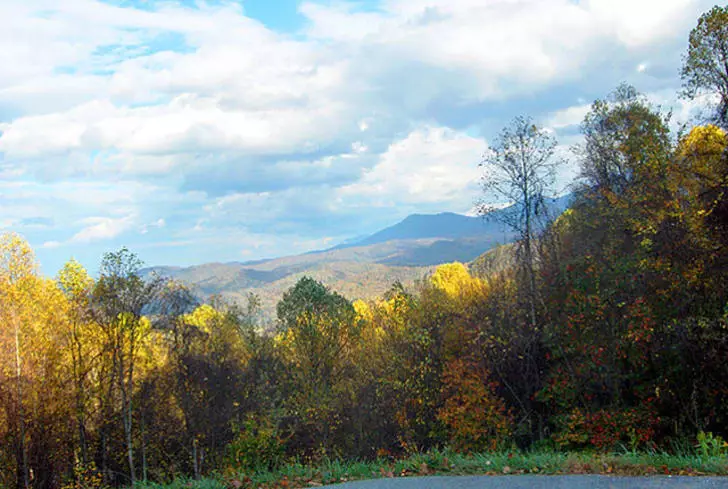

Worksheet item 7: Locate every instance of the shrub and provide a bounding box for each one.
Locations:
[225,416,287,473]
[696,431,728,457]
[553,406,659,451]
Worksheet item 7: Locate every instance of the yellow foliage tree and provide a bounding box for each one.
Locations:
[0,233,74,489]
[430,263,488,300]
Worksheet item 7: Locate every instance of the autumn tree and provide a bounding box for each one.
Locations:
[0,234,75,489]
[0,233,35,489]
[681,5,728,126]
[57,259,96,467]
[538,87,674,446]
[276,277,361,453]
[479,116,561,330]
[172,297,254,478]
[91,248,164,485]
[373,282,445,454]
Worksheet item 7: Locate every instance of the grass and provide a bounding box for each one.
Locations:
[136,448,728,489]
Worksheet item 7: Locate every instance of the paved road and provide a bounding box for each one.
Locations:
[321,476,728,489]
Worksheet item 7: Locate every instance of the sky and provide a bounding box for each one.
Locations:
[0,0,717,275]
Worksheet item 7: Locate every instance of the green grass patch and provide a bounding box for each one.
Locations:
[139,449,728,489]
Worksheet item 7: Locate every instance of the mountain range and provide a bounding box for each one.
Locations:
[145,195,570,319]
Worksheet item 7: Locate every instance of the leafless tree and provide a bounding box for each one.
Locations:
[478,116,562,329]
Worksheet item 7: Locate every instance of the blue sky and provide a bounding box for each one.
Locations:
[0,0,715,275]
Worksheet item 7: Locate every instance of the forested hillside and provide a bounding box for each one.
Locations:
[2,6,728,489]
[140,206,532,319]
[146,259,434,322]
[141,198,569,321]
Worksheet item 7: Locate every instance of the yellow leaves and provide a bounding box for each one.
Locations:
[353,299,386,344]
[352,300,372,323]
[679,124,727,159]
[639,238,653,254]
[430,262,487,299]
[552,208,574,233]
[138,328,169,372]
[0,234,73,392]
[182,304,222,334]
[57,258,94,299]
[0,232,38,284]
[274,329,296,351]
[376,298,406,330]
[182,303,253,367]
[139,315,153,335]
[677,125,727,190]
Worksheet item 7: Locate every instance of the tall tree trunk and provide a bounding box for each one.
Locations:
[525,240,538,330]
[119,353,135,485]
[14,315,30,489]
[100,360,116,485]
[522,192,538,331]
[123,400,135,485]
[73,330,88,465]
[192,438,199,480]
[141,407,148,482]
[100,430,108,484]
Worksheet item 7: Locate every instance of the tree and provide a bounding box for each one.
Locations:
[681,5,728,127]
[478,116,561,329]
[91,248,164,485]
[579,84,672,198]
[173,298,252,479]
[276,277,360,452]
[0,234,75,489]
[0,233,35,489]
[276,277,359,387]
[57,259,96,467]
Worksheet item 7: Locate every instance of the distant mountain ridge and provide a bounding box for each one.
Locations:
[333,194,570,250]
[144,195,571,319]
[331,212,503,249]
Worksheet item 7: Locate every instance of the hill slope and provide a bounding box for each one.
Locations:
[334,195,570,250]
[338,212,502,248]
[145,197,570,319]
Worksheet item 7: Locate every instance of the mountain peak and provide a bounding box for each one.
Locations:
[337,195,571,250]
[341,211,503,249]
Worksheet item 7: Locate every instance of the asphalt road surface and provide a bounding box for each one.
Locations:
[320,476,728,489]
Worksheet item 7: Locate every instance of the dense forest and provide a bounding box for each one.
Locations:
[2,6,728,489]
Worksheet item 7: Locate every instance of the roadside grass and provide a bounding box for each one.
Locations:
[137,449,728,489]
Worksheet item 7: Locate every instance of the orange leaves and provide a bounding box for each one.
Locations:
[553,406,659,451]
[438,359,512,452]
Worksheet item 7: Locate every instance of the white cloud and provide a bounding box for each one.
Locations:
[2,0,712,175]
[0,93,355,166]
[0,0,717,270]
[140,218,166,235]
[302,0,713,100]
[547,104,592,130]
[585,0,700,47]
[69,214,136,244]
[40,241,62,249]
[0,0,368,182]
[339,126,486,210]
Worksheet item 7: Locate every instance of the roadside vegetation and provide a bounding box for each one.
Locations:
[137,448,728,489]
[2,5,728,489]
